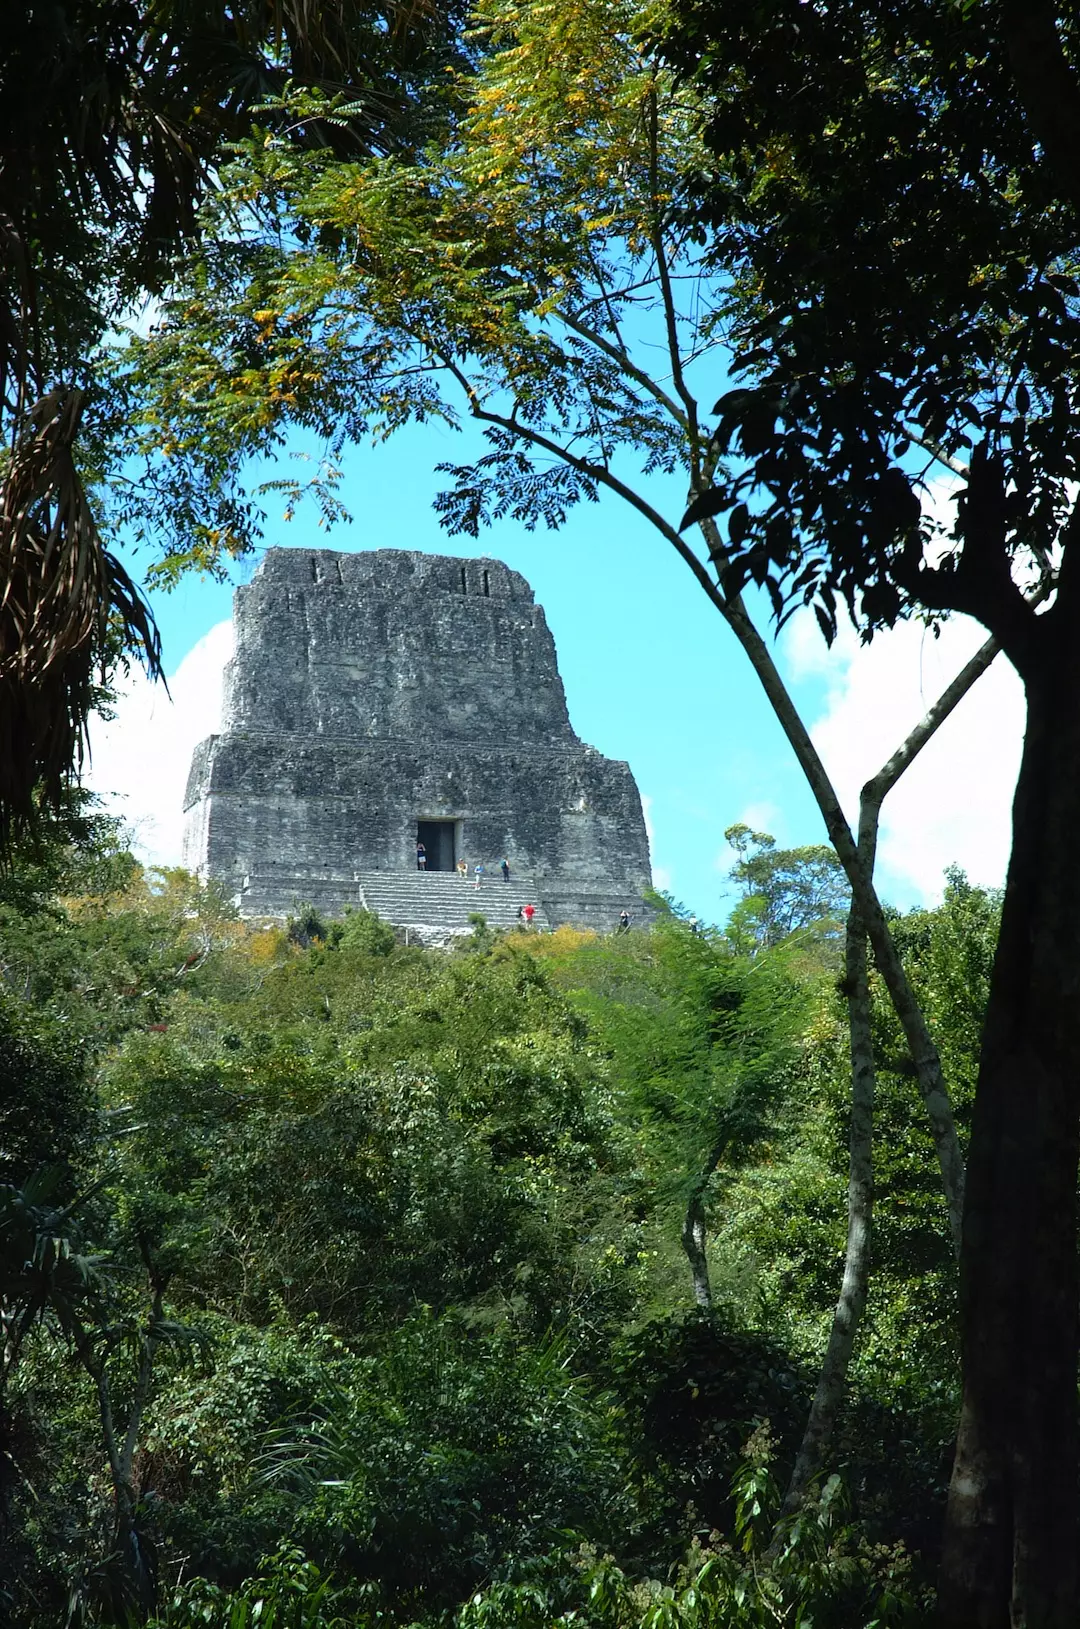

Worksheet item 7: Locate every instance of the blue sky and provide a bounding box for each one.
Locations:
[97,413,1025,924]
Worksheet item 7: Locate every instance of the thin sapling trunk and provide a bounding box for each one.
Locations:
[776,634,995,1525]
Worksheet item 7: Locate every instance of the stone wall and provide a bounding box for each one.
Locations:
[184,547,653,928]
[224,548,575,745]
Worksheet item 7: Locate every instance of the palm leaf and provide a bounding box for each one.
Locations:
[0,387,161,846]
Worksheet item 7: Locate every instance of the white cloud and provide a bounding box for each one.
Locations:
[640,794,673,891]
[85,621,234,868]
[708,806,784,880]
[641,791,655,847]
[738,800,782,837]
[783,610,1024,904]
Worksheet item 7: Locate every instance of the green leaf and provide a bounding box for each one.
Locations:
[680,489,728,531]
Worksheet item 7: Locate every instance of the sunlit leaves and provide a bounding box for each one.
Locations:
[116,0,719,562]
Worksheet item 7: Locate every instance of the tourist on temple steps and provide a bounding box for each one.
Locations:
[474,862,485,889]
[416,841,427,871]
[501,858,511,882]
[617,910,631,933]
[523,902,535,928]
[457,857,468,880]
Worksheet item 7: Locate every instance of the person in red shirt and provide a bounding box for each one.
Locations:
[522,902,535,928]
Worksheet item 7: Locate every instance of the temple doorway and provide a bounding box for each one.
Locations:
[416,819,456,872]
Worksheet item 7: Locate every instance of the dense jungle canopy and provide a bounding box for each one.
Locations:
[0,813,996,1627]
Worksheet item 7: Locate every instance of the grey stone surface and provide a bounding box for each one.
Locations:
[184,547,653,930]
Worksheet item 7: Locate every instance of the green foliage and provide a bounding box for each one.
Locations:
[335,907,395,957]
[608,1311,811,1541]
[286,907,330,949]
[722,826,849,954]
[452,1426,929,1628]
[8,0,474,586]
[656,0,1076,645]
[0,996,90,1187]
[3,0,1026,1607]
[113,0,719,576]
[148,1548,349,1629]
[886,868,998,1110]
[92,940,626,1336]
[0,820,1001,1625]
[0,797,138,917]
[528,915,822,1307]
[135,1310,634,1616]
[0,0,475,845]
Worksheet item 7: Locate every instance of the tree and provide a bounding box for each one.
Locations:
[118,0,1028,1565]
[723,824,849,951]
[2,821,978,1621]
[651,1,1080,1621]
[0,0,468,842]
[120,0,974,1258]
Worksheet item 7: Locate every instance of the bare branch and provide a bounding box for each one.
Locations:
[644,88,700,473]
[860,635,999,849]
[904,429,969,477]
[558,310,689,430]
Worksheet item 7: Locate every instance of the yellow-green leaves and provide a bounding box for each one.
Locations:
[116,0,715,562]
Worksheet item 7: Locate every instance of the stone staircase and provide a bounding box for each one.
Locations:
[356,869,552,933]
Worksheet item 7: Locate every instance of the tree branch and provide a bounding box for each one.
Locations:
[903,429,969,478]
[433,346,707,557]
[581,240,631,357]
[558,310,689,430]
[119,1281,164,1489]
[860,634,1000,833]
[773,888,875,1538]
[645,88,700,472]
[777,630,1000,1531]
[681,1136,727,1308]
[898,448,1040,671]
[716,587,965,1251]
[1000,0,1080,216]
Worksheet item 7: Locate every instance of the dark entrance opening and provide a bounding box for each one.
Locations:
[417,820,456,872]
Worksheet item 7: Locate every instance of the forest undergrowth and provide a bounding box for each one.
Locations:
[0,815,998,1627]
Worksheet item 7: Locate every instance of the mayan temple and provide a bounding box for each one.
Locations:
[183,548,653,933]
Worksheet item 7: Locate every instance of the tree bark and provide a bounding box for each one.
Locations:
[777,638,996,1531]
[775,896,874,1532]
[720,593,967,1252]
[939,639,1080,1628]
[681,1138,727,1309]
[682,1183,713,1309]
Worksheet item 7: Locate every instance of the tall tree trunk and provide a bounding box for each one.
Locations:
[720,593,967,1252]
[939,655,1080,1628]
[682,1182,713,1309]
[775,901,874,1530]
[681,1138,727,1308]
[777,636,996,1532]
